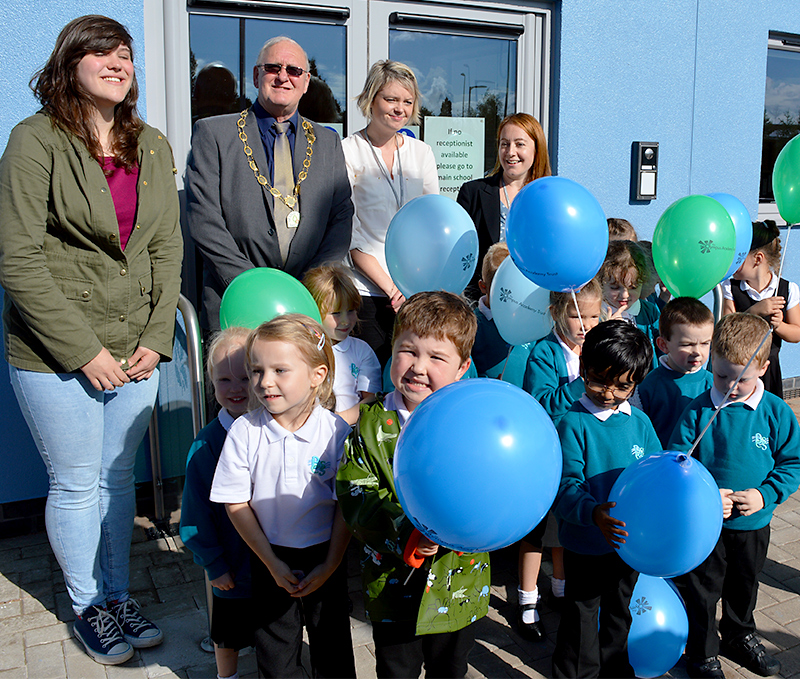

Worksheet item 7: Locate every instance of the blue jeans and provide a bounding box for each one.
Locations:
[10,366,159,615]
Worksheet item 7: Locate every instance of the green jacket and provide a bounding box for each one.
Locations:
[0,113,183,373]
[336,396,490,635]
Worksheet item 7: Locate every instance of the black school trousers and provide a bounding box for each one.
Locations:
[673,525,770,660]
[552,549,639,678]
[371,620,476,679]
[251,542,355,678]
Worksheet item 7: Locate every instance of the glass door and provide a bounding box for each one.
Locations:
[366,1,551,196]
[187,2,349,135]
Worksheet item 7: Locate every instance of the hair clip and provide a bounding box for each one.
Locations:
[302,322,326,351]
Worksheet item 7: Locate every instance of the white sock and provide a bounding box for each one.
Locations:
[551,577,565,598]
[218,673,239,679]
[518,587,540,624]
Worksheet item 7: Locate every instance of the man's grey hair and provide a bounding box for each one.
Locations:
[256,36,309,71]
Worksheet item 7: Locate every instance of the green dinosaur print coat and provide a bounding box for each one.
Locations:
[336,396,490,635]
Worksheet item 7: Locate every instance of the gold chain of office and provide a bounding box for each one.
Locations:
[237,109,316,210]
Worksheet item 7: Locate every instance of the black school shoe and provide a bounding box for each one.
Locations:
[517,603,544,641]
[721,633,780,676]
[685,656,725,678]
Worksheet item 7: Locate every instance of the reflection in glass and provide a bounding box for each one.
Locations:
[390,29,517,173]
[762,46,800,202]
[189,14,346,128]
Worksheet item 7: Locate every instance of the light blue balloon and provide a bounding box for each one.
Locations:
[385,195,479,298]
[628,576,689,679]
[609,451,722,578]
[506,176,608,292]
[707,193,753,280]
[393,379,562,553]
[490,256,554,346]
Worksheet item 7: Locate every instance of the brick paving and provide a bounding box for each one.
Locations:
[3,404,800,677]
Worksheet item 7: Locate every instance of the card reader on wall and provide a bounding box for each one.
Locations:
[633,142,658,200]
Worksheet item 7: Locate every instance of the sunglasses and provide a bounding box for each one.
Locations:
[257,63,306,78]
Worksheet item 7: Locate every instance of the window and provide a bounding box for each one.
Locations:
[761,33,800,206]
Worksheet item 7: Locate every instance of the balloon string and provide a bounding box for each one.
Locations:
[687,328,772,456]
[777,221,792,283]
[498,345,513,382]
[570,289,586,335]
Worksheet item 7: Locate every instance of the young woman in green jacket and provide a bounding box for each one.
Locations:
[0,16,182,666]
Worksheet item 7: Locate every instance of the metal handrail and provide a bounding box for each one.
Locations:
[178,293,207,437]
[712,283,724,324]
[147,294,206,522]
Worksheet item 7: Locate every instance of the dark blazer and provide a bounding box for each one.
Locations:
[185,109,354,330]
[456,173,502,295]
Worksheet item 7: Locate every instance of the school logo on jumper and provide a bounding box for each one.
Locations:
[630,596,652,615]
[308,456,330,476]
[350,362,360,378]
[462,252,476,271]
[631,445,645,459]
[752,433,769,450]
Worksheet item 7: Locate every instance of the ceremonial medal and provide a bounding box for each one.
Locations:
[287,211,300,228]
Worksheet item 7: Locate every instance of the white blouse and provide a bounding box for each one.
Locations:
[343,132,439,296]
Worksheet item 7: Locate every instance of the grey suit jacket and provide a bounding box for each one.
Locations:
[185,110,354,330]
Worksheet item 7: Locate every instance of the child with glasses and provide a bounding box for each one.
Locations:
[552,320,661,678]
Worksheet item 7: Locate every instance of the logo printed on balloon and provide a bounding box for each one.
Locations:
[630,597,652,615]
[461,253,475,271]
[697,239,733,255]
[497,287,549,315]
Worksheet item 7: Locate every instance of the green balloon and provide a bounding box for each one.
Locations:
[219,268,322,329]
[653,195,736,299]
[773,134,800,224]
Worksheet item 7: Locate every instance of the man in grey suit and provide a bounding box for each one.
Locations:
[185,36,354,331]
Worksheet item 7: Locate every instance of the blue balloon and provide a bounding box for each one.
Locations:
[609,451,722,577]
[707,193,753,280]
[385,195,479,298]
[506,176,608,292]
[490,256,553,346]
[628,576,689,678]
[393,379,562,553]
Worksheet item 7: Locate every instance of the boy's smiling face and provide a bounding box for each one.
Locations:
[711,353,768,402]
[656,322,713,374]
[390,330,470,412]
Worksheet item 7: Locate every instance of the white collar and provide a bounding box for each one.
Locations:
[738,273,778,301]
[384,390,411,426]
[219,408,236,431]
[710,378,764,410]
[555,332,580,358]
[478,295,492,321]
[579,393,632,421]
[333,335,352,353]
[259,403,321,442]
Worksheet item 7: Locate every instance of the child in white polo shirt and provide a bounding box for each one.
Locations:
[210,314,355,678]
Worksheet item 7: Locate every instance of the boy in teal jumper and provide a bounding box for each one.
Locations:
[552,320,661,678]
[337,291,489,679]
[472,242,532,386]
[636,297,714,446]
[669,313,800,678]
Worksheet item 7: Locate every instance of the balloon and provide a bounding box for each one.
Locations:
[219,267,321,329]
[773,134,800,224]
[490,256,553,346]
[707,193,753,280]
[385,195,478,297]
[506,176,608,292]
[628,576,689,679]
[609,451,722,578]
[393,379,562,553]
[652,195,736,298]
